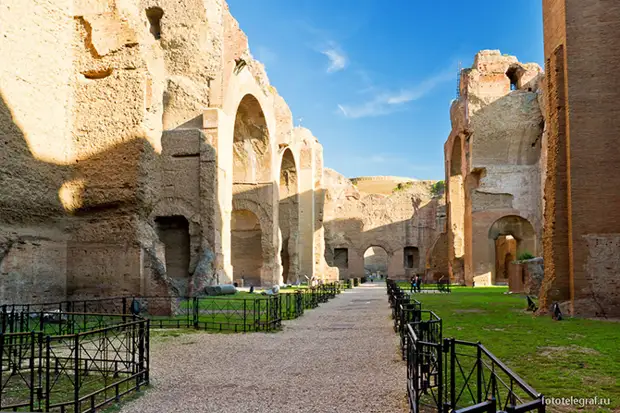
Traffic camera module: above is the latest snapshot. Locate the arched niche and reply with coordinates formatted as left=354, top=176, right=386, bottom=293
left=233, top=94, right=272, bottom=183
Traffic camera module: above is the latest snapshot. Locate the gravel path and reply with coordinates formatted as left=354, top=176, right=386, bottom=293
left=119, top=282, right=408, bottom=413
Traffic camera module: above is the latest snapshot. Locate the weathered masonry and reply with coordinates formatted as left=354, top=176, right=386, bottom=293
left=444, top=51, right=544, bottom=287
left=0, top=0, right=327, bottom=303
left=538, top=0, right=620, bottom=317
left=322, top=172, right=447, bottom=281
left=445, top=43, right=620, bottom=317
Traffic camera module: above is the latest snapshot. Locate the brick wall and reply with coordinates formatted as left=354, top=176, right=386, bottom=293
left=541, top=0, right=620, bottom=317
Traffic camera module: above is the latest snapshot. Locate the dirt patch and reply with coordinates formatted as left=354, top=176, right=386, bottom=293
left=581, top=375, right=616, bottom=387
left=482, top=327, right=506, bottom=332
left=538, top=345, right=600, bottom=358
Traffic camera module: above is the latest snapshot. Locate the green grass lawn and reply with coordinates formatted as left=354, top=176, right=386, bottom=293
left=403, top=286, right=620, bottom=411
left=1, top=366, right=139, bottom=412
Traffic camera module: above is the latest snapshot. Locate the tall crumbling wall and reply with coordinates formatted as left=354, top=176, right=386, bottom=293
left=445, top=50, right=544, bottom=286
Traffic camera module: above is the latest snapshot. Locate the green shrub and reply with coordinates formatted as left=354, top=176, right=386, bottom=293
left=393, top=181, right=414, bottom=193
left=517, top=251, right=535, bottom=261
left=430, top=180, right=445, bottom=197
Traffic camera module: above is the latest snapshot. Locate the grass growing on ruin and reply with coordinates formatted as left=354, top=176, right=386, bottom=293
left=408, top=286, right=620, bottom=411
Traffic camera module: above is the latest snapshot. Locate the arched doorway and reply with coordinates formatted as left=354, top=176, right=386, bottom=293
left=231, top=209, right=263, bottom=287
left=363, top=246, right=388, bottom=278
left=488, top=215, right=536, bottom=284
left=233, top=94, right=271, bottom=184
left=279, top=148, right=299, bottom=284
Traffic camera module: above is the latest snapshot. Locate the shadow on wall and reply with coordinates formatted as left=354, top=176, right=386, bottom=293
left=322, top=197, right=448, bottom=281
left=0, top=91, right=224, bottom=303
left=230, top=185, right=322, bottom=287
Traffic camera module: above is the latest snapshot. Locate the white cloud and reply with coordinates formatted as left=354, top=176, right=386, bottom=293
left=321, top=42, right=347, bottom=73
left=337, top=68, right=455, bottom=119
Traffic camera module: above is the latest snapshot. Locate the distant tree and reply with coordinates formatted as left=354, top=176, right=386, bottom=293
left=393, top=181, right=414, bottom=193
left=430, top=180, right=445, bottom=197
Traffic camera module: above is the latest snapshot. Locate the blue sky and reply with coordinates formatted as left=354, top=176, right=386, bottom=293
left=227, top=0, right=544, bottom=180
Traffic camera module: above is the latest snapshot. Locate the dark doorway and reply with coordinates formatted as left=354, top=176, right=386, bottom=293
left=404, top=246, right=419, bottom=269
left=334, top=248, right=348, bottom=269
left=155, top=216, right=190, bottom=293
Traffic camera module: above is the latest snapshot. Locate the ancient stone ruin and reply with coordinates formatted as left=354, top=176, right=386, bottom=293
left=0, top=0, right=618, bottom=320
left=0, top=0, right=326, bottom=303
left=444, top=43, right=620, bottom=317
left=444, top=50, right=544, bottom=287
left=322, top=172, right=447, bottom=281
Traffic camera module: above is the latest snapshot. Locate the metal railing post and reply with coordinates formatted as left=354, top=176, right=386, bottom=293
left=138, top=320, right=145, bottom=389
left=435, top=340, right=442, bottom=411
left=450, top=338, right=456, bottom=410
left=1, top=305, right=5, bottom=334
left=29, top=331, right=35, bottom=411
left=74, top=333, right=80, bottom=412
left=122, top=298, right=127, bottom=325
left=145, top=319, right=150, bottom=385
left=45, top=336, right=51, bottom=412
left=193, top=297, right=199, bottom=329
left=243, top=299, right=247, bottom=332
left=477, top=343, right=483, bottom=403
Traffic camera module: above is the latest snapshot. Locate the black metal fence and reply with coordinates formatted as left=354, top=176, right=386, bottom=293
left=2, top=296, right=282, bottom=334
left=392, top=279, right=452, bottom=294
left=0, top=315, right=149, bottom=412
left=279, top=283, right=341, bottom=320
left=387, top=280, right=544, bottom=413
left=2, top=282, right=349, bottom=336
left=0, top=281, right=353, bottom=412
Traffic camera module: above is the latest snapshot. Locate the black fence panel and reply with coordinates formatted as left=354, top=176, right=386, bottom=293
left=0, top=316, right=149, bottom=413
left=387, top=279, right=544, bottom=413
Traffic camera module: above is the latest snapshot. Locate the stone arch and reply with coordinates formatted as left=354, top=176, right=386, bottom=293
left=363, top=245, right=389, bottom=277
left=149, top=198, right=200, bottom=228
left=278, top=148, right=300, bottom=284
left=231, top=198, right=274, bottom=286
left=278, top=147, right=300, bottom=195
left=488, top=215, right=536, bottom=284
left=232, top=94, right=272, bottom=183
left=359, top=242, right=392, bottom=257
left=506, top=65, right=519, bottom=90
left=449, top=136, right=462, bottom=177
